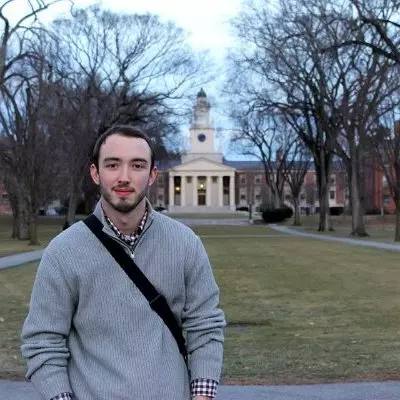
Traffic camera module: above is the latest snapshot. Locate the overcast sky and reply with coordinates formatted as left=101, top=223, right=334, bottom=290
left=10, top=0, right=242, bottom=56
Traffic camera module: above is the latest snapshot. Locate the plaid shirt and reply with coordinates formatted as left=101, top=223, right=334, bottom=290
left=50, top=209, right=218, bottom=399
left=104, top=208, right=148, bottom=248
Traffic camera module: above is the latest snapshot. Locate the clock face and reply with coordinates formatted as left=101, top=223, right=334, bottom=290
left=198, top=133, right=206, bottom=142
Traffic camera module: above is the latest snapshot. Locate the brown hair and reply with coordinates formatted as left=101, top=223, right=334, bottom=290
left=91, top=125, right=155, bottom=170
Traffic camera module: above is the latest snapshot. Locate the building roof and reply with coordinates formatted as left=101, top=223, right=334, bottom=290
left=223, top=160, right=264, bottom=170
left=197, top=88, right=207, bottom=98
left=156, top=157, right=345, bottom=172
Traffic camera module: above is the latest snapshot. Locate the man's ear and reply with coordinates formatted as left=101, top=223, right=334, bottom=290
left=148, top=166, right=158, bottom=187
left=90, top=163, right=100, bottom=186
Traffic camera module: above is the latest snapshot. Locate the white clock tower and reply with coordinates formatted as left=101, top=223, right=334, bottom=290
left=182, top=89, right=223, bottom=163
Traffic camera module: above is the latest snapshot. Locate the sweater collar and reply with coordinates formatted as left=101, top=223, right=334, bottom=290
left=93, top=198, right=156, bottom=237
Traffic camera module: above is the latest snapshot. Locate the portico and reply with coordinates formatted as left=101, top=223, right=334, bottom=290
left=168, top=158, right=236, bottom=212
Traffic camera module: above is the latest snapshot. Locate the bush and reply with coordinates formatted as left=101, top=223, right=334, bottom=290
left=262, top=206, right=293, bottom=223
left=330, top=206, right=344, bottom=216
left=281, top=205, right=293, bottom=219
left=236, top=206, right=249, bottom=212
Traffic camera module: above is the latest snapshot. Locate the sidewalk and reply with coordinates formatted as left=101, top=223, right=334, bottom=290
left=270, top=224, right=400, bottom=251
left=0, top=249, right=43, bottom=270
left=1, top=379, right=400, bottom=400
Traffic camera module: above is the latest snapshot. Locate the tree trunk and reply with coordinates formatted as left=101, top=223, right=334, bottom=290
left=18, top=207, right=30, bottom=240
left=293, top=198, right=301, bottom=226
left=15, top=191, right=30, bottom=240
left=11, top=205, right=19, bottom=239
left=350, top=157, right=368, bottom=237
left=67, top=191, right=78, bottom=226
left=274, top=192, right=281, bottom=209
left=28, top=212, right=39, bottom=245
left=318, top=171, right=332, bottom=231
left=395, top=205, right=400, bottom=242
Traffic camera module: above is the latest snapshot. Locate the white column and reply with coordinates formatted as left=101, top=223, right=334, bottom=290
left=218, top=175, right=223, bottom=207
left=181, top=175, right=186, bottom=206
left=206, top=176, right=212, bottom=206
left=169, top=175, right=174, bottom=209
left=193, top=176, right=198, bottom=206
left=229, top=174, right=235, bottom=210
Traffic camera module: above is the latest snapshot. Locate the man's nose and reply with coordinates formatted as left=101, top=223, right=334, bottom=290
left=118, top=165, right=130, bottom=183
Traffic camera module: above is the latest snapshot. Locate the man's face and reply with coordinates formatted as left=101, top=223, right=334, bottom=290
left=90, top=134, right=157, bottom=214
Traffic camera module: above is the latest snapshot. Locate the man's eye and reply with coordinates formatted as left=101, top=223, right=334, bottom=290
left=106, top=164, right=117, bottom=169
left=133, top=164, right=145, bottom=169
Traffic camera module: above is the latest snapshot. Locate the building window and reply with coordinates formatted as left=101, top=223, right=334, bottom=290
left=158, top=175, right=164, bottom=186
left=330, top=190, right=335, bottom=200
left=330, top=175, right=336, bottom=186
left=382, top=175, right=388, bottom=186
left=239, top=187, right=247, bottom=203
left=254, top=174, right=262, bottom=184
left=212, top=176, right=218, bottom=184
left=285, top=194, right=291, bottom=201
left=240, top=174, right=246, bottom=185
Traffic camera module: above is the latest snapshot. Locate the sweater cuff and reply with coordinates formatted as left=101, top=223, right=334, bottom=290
left=30, top=365, right=72, bottom=400
left=190, top=379, right=218, bottom=398
left=50, top=393, right=73, bottom=400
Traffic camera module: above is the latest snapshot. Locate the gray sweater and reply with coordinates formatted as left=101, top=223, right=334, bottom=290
left=21, top=203, right=226, bottom=400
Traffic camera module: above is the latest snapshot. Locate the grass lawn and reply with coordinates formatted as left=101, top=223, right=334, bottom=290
left=2, top=229, right=400, bottom=384
left=0, top=216, right=66, bottom=257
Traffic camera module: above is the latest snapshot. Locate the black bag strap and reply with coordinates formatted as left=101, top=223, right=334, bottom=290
left=83, top=214, right=188, bottom=366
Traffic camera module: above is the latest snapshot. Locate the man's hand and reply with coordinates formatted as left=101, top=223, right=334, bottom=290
left=192, top=397, right=212, bottom=400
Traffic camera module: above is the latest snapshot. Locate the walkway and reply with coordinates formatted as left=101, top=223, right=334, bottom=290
left=270, top=224, right=400, bottom=252
left=1, top=379, right=400, bottom=400
left=0, top=250, right=44, bottom=270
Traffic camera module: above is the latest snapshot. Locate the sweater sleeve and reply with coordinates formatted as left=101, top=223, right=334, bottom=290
left=181, top=235, right=226, bottom=382
left=21, top=247, right=76, bottom=400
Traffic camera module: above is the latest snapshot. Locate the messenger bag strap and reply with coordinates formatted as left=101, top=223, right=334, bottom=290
left=83, top=214, right=188, bottom=367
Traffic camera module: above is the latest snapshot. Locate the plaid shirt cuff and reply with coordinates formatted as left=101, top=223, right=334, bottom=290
left=50, top=394, right=73, bottom=400
left=190, top=378, right=218, bottom=398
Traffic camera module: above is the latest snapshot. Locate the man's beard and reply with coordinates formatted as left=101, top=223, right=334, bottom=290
left=100, top=183, right=148, bottom=214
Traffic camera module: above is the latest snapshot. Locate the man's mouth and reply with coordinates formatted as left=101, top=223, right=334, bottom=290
left=114, top=189, right=134, bottom=197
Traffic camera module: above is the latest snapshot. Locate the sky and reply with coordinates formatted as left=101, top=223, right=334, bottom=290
left=5, top=0, right=245, bottom=157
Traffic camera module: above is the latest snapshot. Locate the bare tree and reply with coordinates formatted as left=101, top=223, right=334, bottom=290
left=48, top=6, right=210, bottom=224
left=0, top=0, right=65, bottom=88
left=231, top=110, right=297, bottom=208
left=0, top=40, right=63, bottom=243
left=227, top=0, right=344, bottom=231
left=327, top=0, right=400, bottom=65
left=285, top=141, right=312, bottom=225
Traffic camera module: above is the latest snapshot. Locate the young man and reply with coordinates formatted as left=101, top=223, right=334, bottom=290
left=21, top=125, right=226, bottom=400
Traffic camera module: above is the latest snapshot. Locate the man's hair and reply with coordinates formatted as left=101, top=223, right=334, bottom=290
left=91, top=125, right=155, bottom=170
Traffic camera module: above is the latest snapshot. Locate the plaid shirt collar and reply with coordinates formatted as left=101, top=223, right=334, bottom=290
left=103, top=206, right=148, bottom=247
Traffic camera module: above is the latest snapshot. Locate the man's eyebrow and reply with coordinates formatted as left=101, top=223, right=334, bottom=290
left=103, top=157, right=120, bottom=163
left=102, top=157, right=148, bottom=163
left=131, top=158, right=149, bottom=164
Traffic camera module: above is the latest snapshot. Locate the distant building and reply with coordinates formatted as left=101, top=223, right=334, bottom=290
left=148, top=89, right=345, bottom=213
